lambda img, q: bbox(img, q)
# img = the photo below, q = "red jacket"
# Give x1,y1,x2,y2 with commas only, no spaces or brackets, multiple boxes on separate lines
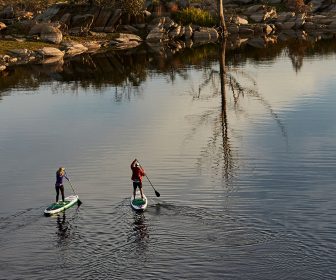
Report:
131,161,145,182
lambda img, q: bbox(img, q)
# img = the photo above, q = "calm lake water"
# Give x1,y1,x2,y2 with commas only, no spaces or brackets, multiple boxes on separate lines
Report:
1,39,336,279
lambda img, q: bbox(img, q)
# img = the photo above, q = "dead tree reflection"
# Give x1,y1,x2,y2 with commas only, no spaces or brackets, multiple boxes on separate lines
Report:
189,39,288,187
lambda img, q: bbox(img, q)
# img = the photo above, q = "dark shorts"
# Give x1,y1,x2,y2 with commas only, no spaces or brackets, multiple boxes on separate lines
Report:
133,181,142,190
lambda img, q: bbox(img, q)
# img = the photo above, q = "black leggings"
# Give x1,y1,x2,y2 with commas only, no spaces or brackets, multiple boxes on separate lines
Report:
55,184,65,202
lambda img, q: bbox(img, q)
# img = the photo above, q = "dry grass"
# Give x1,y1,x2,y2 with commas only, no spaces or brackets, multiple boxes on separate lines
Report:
0,39,55,55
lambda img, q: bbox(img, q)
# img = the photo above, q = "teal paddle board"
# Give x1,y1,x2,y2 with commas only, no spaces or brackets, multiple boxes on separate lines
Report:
44,195,79,216
130,191,147,211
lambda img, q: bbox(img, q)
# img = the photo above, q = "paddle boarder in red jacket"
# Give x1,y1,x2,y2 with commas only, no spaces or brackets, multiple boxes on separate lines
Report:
131,159,146,200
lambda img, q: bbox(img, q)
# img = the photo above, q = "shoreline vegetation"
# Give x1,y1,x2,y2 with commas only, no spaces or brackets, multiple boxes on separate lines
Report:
0,0,336,72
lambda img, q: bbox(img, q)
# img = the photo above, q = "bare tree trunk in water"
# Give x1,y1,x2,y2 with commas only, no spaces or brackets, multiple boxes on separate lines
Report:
218,0,228,36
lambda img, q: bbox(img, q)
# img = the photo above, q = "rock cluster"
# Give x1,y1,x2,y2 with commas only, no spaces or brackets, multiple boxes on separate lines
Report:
0,1,336,72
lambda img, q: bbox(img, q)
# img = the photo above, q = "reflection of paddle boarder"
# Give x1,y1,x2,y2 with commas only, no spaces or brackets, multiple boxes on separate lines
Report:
55,167,68,203
133,213,149,241
131,159,146,200
56,213,71,243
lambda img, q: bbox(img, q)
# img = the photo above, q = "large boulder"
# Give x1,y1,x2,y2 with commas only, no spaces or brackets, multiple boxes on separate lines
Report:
34,4,62,22
69,14,94,34
7,49,29,56
40,26,63,44
111,41,141,50
244,5,266,16
146,25,168,42
61,41,88,56
193,27,219,43
168,25,181,39
36,47,64,57
112,33,142,43
276,12,296,22
104,9,122,33
29,23,61,36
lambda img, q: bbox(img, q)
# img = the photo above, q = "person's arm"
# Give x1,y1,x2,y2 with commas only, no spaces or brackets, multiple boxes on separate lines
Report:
140,168,146,176
131,159,137,168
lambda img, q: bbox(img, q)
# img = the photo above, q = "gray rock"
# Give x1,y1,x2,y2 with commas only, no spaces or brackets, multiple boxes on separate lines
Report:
7,49,29,56
61,41,88,56
276,12,296,22
72,14,94,29
114,33,142,43
193,28,219,43
104,9,122,33
29,23,61,36
235,16,249,25
244,5,265,16
40,26,63,44
250,13,266,23
111,41,140,50
146,26,167,42
35,4,61,22
36,47,64,57
168,26,181,39
59,13,72,27
82,41,101,52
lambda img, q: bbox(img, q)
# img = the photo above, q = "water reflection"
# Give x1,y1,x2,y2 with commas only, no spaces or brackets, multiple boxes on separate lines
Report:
1,39,336,99
132,213,149,243
131,213,149,258
56,212,72,246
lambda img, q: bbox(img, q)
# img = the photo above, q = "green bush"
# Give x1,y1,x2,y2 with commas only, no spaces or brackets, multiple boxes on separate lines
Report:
172,7,217,27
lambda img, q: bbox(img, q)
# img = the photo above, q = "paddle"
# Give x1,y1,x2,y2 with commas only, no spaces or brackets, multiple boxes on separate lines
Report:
137,161,160,197
64,171,82,206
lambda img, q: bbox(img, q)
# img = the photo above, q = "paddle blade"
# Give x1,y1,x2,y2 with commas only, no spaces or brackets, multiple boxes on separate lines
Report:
77,199,82,206
155,190,160,197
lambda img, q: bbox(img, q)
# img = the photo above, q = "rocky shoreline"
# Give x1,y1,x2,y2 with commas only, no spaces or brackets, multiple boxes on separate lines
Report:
1,2,336,72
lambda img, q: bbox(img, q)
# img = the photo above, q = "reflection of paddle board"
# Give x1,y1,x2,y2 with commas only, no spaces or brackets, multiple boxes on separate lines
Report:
130,191,147,211
44,195,79,216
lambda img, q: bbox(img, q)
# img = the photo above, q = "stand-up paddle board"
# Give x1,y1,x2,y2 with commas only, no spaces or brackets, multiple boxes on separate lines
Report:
44,195,79,216
130,191,147,211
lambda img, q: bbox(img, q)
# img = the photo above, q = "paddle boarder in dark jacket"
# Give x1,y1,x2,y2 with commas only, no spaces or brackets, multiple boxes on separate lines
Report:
55,167,68,203
131,159,146,200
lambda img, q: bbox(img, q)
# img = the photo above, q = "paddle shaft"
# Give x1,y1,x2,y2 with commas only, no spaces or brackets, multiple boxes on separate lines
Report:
64,172,82,204
137,162,160,197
